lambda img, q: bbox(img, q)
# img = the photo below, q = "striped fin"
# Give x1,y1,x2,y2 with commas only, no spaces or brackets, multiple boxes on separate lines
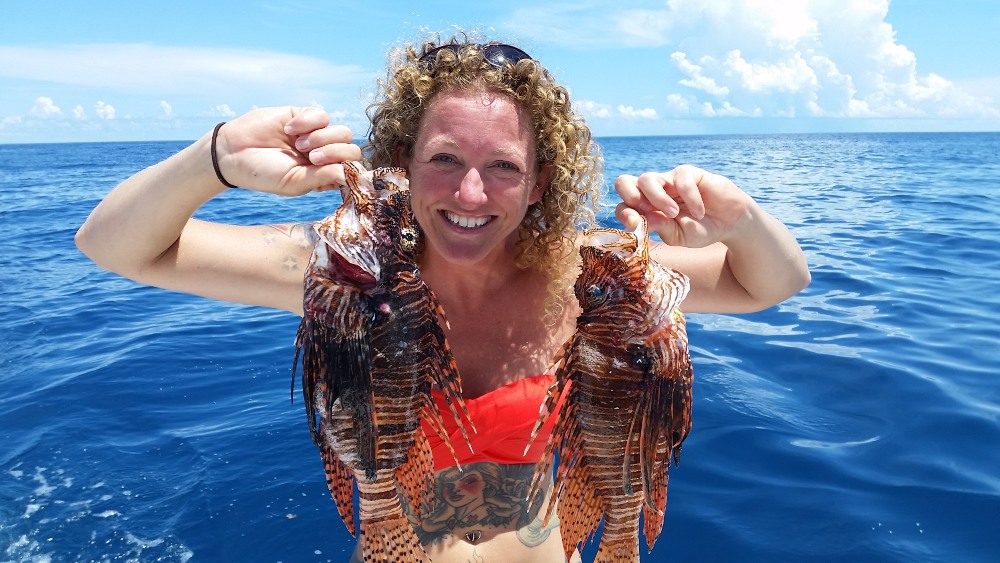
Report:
319,440,356,536
357,471,429,563
394,424,435,523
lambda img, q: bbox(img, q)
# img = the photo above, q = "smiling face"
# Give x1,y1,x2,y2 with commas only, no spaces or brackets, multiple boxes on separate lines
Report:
398,88,548,269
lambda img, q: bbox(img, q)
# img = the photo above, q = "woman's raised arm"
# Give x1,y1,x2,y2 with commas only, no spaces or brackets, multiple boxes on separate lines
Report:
74,106,361,314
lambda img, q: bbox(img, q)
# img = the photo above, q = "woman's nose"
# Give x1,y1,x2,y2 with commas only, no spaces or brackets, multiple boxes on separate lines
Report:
455,168,488,208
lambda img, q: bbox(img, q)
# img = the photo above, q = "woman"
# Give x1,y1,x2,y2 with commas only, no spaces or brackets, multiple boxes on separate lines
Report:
75,36,809,562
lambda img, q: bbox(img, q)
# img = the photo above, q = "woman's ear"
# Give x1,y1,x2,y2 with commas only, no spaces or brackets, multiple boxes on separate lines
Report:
529,163,553,205
393,143,410,171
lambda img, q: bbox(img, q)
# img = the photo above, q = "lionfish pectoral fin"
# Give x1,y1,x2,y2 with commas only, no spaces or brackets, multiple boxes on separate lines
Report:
521,376,569,455
291,320,306,403
420,399,467,472
436,357,477,444
523,336,577,456
526,365,582,520
546,335,575,374
423,353,476,466
642,439,669,551
395,425,435,524
333,332,377,480
319,441,357,536
426,286,451,331
359,514,429,563
421,290,477,449
554,451,603,562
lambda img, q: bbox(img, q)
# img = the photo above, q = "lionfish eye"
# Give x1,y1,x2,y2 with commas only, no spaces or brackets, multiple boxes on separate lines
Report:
584,284,605,305
400,227,418,251
632,351,651,371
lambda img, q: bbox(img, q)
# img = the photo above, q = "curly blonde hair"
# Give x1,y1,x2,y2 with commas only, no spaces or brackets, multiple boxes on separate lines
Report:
364,34,604,308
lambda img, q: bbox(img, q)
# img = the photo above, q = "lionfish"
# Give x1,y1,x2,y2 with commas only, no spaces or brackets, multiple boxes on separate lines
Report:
293,162,474,563
525,217,693,562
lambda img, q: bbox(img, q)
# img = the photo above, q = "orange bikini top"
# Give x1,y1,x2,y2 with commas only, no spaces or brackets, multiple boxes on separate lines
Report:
421,373,562,471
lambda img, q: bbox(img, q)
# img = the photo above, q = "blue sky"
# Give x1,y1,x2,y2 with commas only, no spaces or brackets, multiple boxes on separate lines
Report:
1,0,997,143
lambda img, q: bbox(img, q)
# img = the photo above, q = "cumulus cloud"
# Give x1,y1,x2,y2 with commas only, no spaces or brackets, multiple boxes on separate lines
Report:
670,53,730,97
576,100,659,121
95,101,116,120
576,100,613,119
654,0,998,119
211,104,236,118
29,97,62,117
618,105,658,119
516,0,998,121
160,101,173,117
73,105,86,119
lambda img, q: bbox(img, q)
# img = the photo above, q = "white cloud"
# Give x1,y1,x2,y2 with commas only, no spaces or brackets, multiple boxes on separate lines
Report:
671,53,730,97
722,49,817,93
618,105,658,120
666,93,690,115
0,44,372,96
517,0,999,121
576,100,659,121
211,104,236,118
29,97,62,117
95,101,116,120
160,101,173,117
576,100,613,119
660,0,999,119
73,105,86,119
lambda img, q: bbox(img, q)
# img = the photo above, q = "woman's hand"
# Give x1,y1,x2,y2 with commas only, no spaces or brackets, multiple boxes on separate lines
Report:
214,106,362,196
614,165,753,248
616,164,810,313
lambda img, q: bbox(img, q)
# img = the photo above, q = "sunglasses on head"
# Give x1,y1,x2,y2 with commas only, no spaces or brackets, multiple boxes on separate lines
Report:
419,42,533,71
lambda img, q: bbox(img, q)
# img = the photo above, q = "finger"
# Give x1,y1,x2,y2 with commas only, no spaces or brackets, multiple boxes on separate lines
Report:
306,142,363,166
615,174,642,205
295,124,355,153
638,209,682,245
283,107,331,136
311,162,348,190
279,163,348,196
635,172,680,217
670,165,707,220
616,174,664,216
615,202,642,230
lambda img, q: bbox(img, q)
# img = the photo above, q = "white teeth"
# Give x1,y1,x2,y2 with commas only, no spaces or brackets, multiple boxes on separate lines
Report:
444,211,491,228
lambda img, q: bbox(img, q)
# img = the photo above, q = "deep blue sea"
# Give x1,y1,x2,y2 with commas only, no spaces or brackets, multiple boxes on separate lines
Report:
2,132,998,562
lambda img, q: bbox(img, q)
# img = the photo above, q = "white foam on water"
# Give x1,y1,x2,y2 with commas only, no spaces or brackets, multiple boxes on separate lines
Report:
3,463,194,562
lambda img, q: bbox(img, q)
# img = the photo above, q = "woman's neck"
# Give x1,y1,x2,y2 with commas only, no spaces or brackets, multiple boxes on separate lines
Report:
419,244,528,310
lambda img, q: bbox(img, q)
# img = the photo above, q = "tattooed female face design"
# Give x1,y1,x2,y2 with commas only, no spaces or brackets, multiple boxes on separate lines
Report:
443,471,487,508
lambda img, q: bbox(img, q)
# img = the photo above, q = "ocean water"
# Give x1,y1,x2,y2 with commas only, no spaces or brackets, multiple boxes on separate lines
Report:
1,132,998,562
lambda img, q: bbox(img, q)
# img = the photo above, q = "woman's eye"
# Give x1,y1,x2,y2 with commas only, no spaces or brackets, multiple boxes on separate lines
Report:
493,161,519,172
430,154,457,164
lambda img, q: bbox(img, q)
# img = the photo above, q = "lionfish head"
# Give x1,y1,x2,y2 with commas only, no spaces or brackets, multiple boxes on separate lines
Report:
321,163,417,287
575,217,651,314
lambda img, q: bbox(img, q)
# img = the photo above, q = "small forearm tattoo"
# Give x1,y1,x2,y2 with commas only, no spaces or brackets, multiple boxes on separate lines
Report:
265,222,316,270
268,221,317,242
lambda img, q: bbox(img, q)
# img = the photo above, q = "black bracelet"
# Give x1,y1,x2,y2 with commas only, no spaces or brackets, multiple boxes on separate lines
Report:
211,122,239,189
